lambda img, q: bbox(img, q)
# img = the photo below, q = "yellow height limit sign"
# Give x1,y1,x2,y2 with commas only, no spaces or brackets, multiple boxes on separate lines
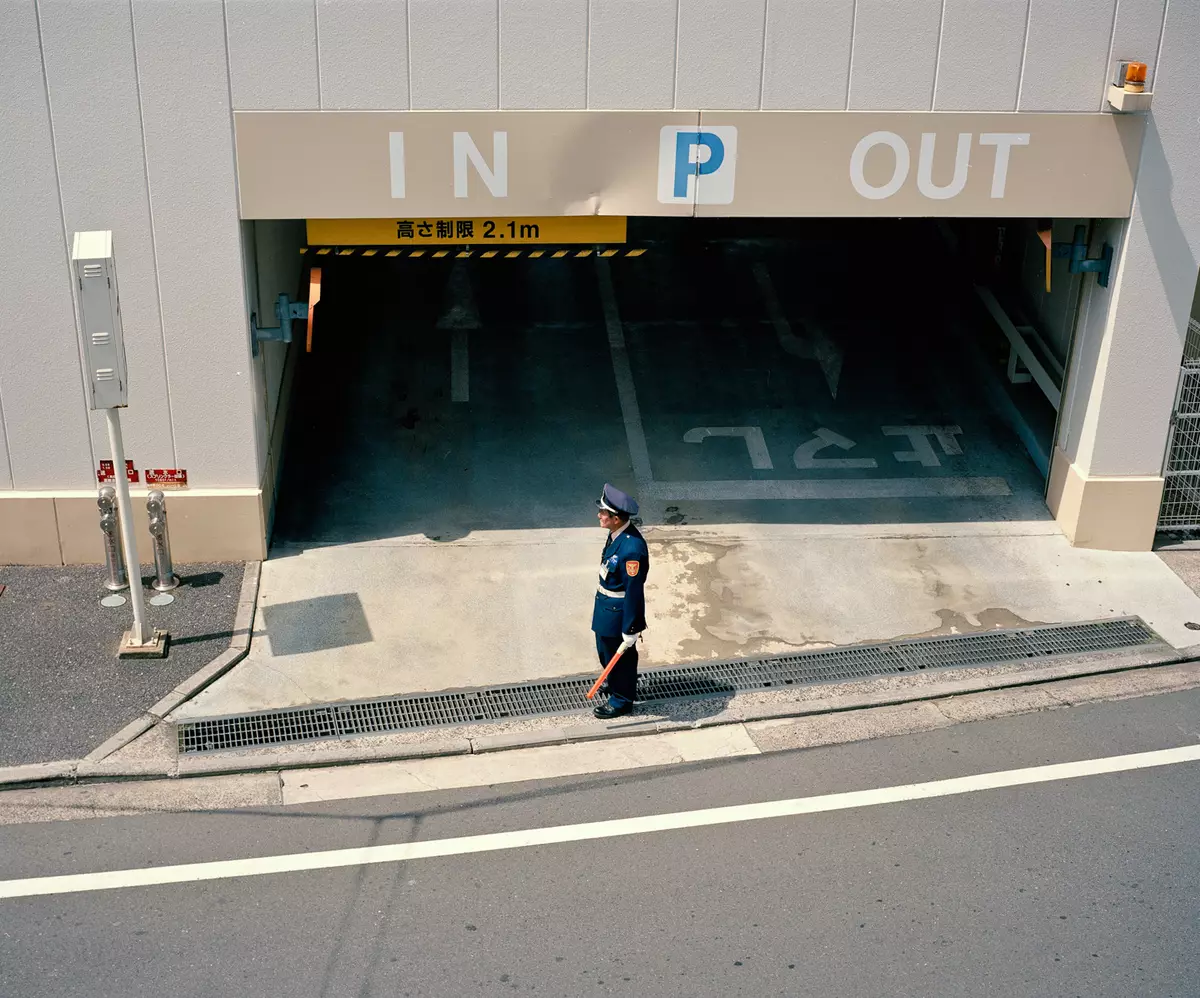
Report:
306,217,626,246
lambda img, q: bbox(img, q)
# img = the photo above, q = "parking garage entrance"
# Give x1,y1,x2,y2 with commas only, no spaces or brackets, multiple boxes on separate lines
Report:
159,106,1188,721
276,217,1060,545
159,209,1176,724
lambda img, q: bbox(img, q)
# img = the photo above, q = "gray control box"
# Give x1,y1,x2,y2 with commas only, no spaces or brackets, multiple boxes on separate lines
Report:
71,230,128,410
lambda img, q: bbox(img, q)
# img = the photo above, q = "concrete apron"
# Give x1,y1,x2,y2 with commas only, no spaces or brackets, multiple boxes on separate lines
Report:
169,519,1200,721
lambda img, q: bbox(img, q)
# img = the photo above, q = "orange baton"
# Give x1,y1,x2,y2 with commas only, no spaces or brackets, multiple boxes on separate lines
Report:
586,645,628,700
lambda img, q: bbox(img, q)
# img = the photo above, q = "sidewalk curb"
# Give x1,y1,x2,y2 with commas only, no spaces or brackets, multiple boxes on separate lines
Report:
11,642,1200,791
8,645,1195,789
0,760,78,787
80,562,262,765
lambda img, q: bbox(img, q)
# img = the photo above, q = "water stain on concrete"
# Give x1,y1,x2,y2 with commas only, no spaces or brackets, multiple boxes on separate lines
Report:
645,533,827,663
894,607,1052,640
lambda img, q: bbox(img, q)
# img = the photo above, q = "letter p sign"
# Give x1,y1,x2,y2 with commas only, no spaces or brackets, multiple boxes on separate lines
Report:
658,126,738,205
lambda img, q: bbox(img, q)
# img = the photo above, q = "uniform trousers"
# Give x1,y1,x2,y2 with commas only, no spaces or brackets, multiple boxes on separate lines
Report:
595,633,639,704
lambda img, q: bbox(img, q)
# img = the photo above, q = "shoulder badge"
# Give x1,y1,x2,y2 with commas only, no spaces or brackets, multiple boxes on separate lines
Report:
625,559,641,577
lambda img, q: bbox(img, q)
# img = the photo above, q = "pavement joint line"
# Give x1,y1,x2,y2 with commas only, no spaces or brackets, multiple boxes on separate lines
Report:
76,562,261,765
269,520,1068,550
7,652,1199,792
4,743,1200,899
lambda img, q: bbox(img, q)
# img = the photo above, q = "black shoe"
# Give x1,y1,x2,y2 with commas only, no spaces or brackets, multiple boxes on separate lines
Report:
593,698,633,720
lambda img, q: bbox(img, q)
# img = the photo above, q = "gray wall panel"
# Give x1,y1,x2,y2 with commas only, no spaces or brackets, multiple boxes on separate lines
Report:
1085,0,1200,476
0,3,92,489
676,0,766,109
226,0,320,109
500,0,587,109
587,0,676,109
935,0,1028,110
1019,0,1116,110
317,0,411,109
409,0,498,109
134,0,260,487
849,0,943,110
40,0,176,475
761,0,855,110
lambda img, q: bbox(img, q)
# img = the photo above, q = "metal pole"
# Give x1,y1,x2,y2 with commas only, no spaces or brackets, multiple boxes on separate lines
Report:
104,408,149,645
146,490,179,591
97,486,128,591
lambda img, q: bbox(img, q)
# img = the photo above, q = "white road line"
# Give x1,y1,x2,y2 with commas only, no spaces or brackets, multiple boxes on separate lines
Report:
2,744,1198,900
596,258,654,487
643,477,1012,501
451,329,469,403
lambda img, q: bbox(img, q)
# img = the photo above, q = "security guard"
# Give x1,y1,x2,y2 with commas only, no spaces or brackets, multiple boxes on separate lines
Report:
592,483,649,719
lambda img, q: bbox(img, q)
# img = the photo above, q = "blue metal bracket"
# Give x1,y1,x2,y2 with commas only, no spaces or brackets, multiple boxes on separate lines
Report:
1051,224,1113,288
251,293,307,355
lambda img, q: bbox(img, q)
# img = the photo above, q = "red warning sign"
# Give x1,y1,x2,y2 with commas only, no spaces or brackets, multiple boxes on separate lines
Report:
97,460,139,484
144,468,189,489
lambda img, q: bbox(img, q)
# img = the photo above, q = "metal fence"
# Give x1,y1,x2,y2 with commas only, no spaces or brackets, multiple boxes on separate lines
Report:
1158,318,1200,529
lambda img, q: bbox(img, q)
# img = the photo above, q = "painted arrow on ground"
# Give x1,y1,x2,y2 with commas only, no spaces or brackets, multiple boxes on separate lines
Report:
752,262,843,399
436,261,479,403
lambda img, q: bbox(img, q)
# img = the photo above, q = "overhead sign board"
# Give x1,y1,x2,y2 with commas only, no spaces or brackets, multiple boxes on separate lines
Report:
235,111,1144,221
306,216,626,246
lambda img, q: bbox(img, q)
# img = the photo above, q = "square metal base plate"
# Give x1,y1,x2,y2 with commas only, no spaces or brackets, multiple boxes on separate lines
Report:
118,628,170,659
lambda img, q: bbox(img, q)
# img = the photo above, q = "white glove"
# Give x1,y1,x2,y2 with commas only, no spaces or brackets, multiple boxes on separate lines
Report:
620,632,639,650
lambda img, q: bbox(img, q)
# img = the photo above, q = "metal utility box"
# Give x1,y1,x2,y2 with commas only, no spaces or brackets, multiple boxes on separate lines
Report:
71,230,128,410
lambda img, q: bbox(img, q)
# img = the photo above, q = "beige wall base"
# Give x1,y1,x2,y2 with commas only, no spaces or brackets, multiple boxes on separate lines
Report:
0,489,267,566
1047,448,1164,551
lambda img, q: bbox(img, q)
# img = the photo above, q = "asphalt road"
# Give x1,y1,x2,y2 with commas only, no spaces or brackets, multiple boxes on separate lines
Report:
1,690,1198,997
0,562,245,766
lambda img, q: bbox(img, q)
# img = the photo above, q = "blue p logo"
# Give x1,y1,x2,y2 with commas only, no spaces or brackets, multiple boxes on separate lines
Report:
673,131,725,199
658,126,738,205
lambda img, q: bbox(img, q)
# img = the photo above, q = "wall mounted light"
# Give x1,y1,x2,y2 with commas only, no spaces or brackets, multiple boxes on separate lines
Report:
1107,59,1153,111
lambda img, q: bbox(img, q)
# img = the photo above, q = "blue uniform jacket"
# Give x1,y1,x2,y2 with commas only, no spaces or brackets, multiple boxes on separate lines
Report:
591,523,650,637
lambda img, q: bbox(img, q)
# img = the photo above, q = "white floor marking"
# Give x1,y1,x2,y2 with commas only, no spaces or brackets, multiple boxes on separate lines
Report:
683,426,774,469
435,261,480,330
883,425,965,467
593,258,1009,507
752,261,843,398
596,257,654,487
793,428,879,470
643,477,1011,501
2,744,1197,900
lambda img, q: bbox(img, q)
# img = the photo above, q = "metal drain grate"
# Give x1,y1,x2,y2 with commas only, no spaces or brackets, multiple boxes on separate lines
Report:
176,617,1164,753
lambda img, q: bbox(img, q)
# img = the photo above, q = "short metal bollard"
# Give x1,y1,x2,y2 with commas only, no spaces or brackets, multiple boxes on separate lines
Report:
146,490,179,591
97,486,128,591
